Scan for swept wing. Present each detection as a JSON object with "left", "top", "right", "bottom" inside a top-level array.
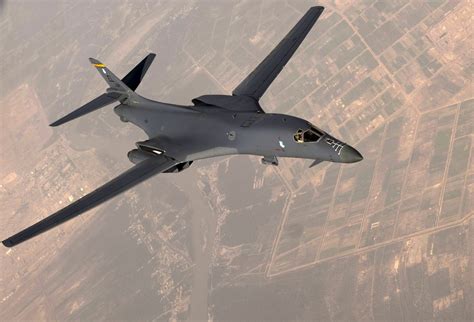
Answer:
[
  {"left": 2, "top": 156, "right": 176, "bottom": 247},
  {"left": 232, "top": 6, "right": 324, "bottom": 101}
]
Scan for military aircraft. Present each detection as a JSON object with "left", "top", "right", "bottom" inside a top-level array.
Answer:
[{"left": 3, "top": 6, "right": 362, "bottom": 247}]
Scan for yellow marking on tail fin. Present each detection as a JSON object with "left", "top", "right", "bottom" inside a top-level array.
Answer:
[{"left": 93, "top": 63, "right": 106, "bottom": 68}]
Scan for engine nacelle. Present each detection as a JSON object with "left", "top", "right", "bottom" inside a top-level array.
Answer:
[
  {"left": 164, "top": 161, "right": 193, "bottom": 173},
  {"left": 128, "top": 149, "right": 193, "bottom": 173},
  {"left": 136, "top": 140, "right": 165, "bottom": 155},
  {"left": 127, "top": 149, "right": 154, "bottom": 164}
]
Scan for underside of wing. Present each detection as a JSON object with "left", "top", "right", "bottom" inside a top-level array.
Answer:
[
  {"left": 2, "top": 156, "right": 176, "bottom": 247},
  {"left": 232, "top": 6, "right": 324, "bottom": 101}
]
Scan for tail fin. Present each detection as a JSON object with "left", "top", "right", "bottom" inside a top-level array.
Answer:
[
  {"left": 89, "top": 57, "right": 134, "bottom": 96},
  {"left": 50, "top": 53, "right": 156, "bottom": 127},
  {"left": 122, "top": 53, "right": 156, "bottom": 91}
]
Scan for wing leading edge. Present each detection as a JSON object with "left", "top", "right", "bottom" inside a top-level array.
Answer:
[
  {"left": 232, "top": 6, "right": 324, "bottom": 101},
  {"left": 2, "top": 156, "right": 176, "bottom": 247}
]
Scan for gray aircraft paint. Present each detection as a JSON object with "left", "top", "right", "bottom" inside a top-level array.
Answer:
[
  {"left": 115, "top": 101, "right": 353, "bottom": 162},
  {"left": 2, "top": 6, "right": 362, "bottom": 247}
]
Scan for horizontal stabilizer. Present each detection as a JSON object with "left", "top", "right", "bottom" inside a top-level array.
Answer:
[
  {"left": 50, "top": 93, "right": 119, "bottom": 127},
  {"left": 2, "top": 156, "right": 176, "bottom": 247}
]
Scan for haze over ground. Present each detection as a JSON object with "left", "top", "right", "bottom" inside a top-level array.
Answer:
[{"left": 0, "top": 1, "right": 472, "bottom": 320}]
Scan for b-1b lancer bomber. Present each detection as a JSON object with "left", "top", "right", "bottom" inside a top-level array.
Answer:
[{"left": 3, "top": 6, "right": 362, "bottom": 247}]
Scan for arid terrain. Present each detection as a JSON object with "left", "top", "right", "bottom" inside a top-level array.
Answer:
[{"left": 1, "top": 1, "right": 472, "bottom": 321}]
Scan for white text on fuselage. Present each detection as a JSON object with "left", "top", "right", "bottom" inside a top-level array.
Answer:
[{"left": 325, "top": 138, "right": 344, "bottom": 155}]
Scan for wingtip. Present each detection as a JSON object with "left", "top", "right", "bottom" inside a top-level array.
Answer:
[
  {"left": 309, "top": 6, "right": 325, "bottom": 13},
  {"left": 146, "top": 53, "right": 157, "bottom": 62},
  {"left": 49, "top": 118, "right": 64, "bottom": 127},
  {"left": 2, "top": 239, "right": 14, "bottom": 248}
]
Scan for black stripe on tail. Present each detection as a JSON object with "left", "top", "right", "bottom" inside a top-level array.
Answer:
[{"left": 122, "top": 53, "right": 156, "bottom": 91}]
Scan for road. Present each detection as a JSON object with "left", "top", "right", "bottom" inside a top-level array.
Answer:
[
  {"left": 267, "top": 212, "right": 473, "bottom": 278},
  {"left": 170, "top": 165, "right": 217, "bottom": 321}
]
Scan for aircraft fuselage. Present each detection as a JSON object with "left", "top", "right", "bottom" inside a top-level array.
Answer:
[{"left": 114, "top": 98, "right": 362, "bottom": 165}]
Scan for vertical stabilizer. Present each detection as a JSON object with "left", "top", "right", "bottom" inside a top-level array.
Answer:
[
  {"left": 122, "top": 53, "right": 156, "bottom": 91},
  {"left": 89, "top": 57, "right": 134, "bottom": 96}
]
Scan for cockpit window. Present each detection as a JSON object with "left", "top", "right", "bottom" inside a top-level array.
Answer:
[
  {"left": 294, "top": 129, "right": 304, "bottom": 143},
  {"left": 310, "top": 126, "right": 324, "bottom": 140},
  {"left": 303, "top": 130, "right": 321, "bottom": 142},
  {"left": 294, "top": 125, "right": 324, "bottom": 143}
]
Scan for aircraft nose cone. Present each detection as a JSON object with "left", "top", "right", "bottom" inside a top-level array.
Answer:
[{"left": 340, "top": 145, "right": 363, "bottom": 163}]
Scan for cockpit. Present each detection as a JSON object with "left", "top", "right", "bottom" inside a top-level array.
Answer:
[{"left": 293, "top": 124, "right": 325, "bottom": 143}]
